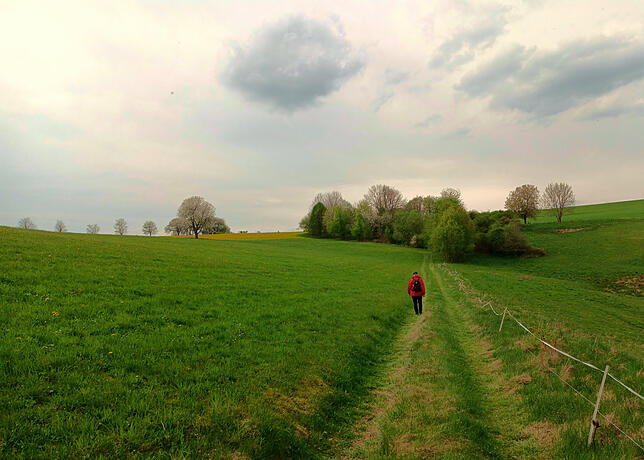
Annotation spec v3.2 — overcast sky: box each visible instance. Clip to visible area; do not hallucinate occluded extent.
[1,0,643,233]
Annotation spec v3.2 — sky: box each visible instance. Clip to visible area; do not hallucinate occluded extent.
[1,0,643,233]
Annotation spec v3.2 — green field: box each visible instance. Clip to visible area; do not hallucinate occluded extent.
[1,199,643,459]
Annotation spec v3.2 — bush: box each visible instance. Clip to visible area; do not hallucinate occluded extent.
[430,205,474,262]
[392,210,424,245]
[351,214,372,241]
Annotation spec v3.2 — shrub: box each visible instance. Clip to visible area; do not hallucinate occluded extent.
[326,206,353,239]
[392,210,424,245]
[351,214,372,241]
[430,205,474,262]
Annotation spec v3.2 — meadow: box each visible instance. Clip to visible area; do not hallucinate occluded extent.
[349,200,642,458]
[0,228,426,458]
[1,199,642,459]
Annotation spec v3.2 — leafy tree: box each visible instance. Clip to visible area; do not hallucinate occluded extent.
[326,206,353,239]
[55,220,67,232]
[541,182,575,223]
[308,202,326,237]
[18,217,36,229]
[392,209,424,245]
[351,213,372,241]
[142,220,158,236]
[430,205,474,262]
[203,217,230,234]
[177,196,216,239]
[505,184,540,224]
[114,218,127,235]
[86,224,100,234]
[422,195,439,214]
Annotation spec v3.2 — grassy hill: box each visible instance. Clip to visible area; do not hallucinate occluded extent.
[1,199,642,458]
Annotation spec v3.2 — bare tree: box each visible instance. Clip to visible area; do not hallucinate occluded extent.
[86,224,100,234]
[18,217,36,229]
[165,217,189,236]
[440,188,464,206]
[55,220,67,232]
[363,184,407,215]
[114,218,128,235]
[310,191,350,210]
[177,196,216,239]
[505,184,540,224]
[142,220,158,236]
[405,196,424,212]
[541,182,575,223]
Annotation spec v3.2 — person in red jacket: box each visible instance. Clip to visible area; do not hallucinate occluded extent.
[407,271,426,315]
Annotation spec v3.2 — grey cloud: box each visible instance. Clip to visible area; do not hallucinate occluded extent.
[414,114,443,128]
[579,102,644,121]
[442,127,472,139]
[222,15,365,111]
[383,68,410,85]
[457,37,644,118]
[372,91,393,112]
[429,9,507,71]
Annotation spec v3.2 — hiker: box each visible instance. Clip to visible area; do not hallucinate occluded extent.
[407,271,426,315]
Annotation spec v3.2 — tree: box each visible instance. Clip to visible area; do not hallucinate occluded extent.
[364,184,407,215]
[165,217,189,236]
[430,205,475,262]
[326,206,353,239]
[308,202,327,237]
[541,182,575,223]
[86,224,100,234]
[18,217,36,229]
[114,218,128,235]
[54,220,67,232]
[351,213,372,241]
[505,184,540,224]
[142,220,158,236]
[310,191,349,210]
[392,209,424,245]
[405,196,424,212]
[203,217,230,234]
[177,196,216,239]
[440,187,464,206]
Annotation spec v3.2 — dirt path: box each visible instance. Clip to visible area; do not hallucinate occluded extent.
[341,260,535,459]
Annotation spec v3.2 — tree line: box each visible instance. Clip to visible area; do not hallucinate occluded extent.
[300,182,575,262]
[14,196,229,239]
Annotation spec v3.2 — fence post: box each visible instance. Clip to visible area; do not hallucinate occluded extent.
[587,365,610,447]
[498,308,507,332]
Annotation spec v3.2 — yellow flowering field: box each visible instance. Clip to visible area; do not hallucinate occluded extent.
[169,231,305,240]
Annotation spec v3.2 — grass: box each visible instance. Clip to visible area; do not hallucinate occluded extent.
[442,199,643,458]
[169,232,304,241]
[1,198,642,458]
[0,228,425,458]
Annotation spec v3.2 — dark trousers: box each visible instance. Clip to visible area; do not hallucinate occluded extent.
[412,296,423,315]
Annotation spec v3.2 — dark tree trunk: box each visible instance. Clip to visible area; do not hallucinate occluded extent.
[523,215,527,224]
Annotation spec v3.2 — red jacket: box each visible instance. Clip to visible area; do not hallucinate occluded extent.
[407,275,426,297]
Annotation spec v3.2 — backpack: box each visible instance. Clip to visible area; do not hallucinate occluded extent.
[412,278,422,292]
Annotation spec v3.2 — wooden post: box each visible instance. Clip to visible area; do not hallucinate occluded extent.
[587,365,610,447]
[498,308,507,332]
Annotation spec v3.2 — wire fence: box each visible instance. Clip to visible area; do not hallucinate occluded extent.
[441,265,643,453]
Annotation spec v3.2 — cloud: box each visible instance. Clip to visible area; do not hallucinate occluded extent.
[457,37,644,118]
[221,15,365,111]
[579,101,644,121]
[383,68,410,86]
[414,114,443,128]
[442,127,472,139]
[429,8,507,71]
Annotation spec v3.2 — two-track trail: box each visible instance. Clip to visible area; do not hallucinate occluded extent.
[341,259,536,459]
